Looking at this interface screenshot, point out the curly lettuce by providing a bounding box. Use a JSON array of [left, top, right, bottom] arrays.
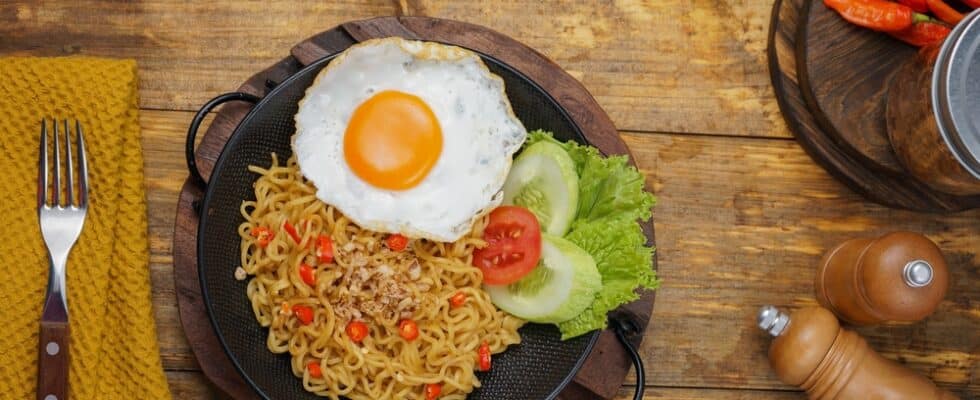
[[524, 130, 659, 339]]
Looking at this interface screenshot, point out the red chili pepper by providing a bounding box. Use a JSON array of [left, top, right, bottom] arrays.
[[346, 320, 369, 342], [962, 0, 980, 9], [385, 234, 409, 251], [424, 383, 441, 400], [398, 319, 420, 341], [477, 341, 491, 371], [292, 305, 314, 325], [315, 235, 334, 264], [307, 361, 322, 378], [299, 263, 316, 286], [449, 292, 467, 308], [927, 0, 964, 25], [824, 0, 915, 31], [889, 19, 952, 46], [283, 220, 302, 244], [897, 0, 930, 13], [250, 226, 275, 248]]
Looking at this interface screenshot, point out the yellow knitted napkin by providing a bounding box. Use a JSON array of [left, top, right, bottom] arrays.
[[0, 57, 170, 399]]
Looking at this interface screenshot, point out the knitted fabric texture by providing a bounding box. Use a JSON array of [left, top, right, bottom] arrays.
[[0, 57, 171, 399]]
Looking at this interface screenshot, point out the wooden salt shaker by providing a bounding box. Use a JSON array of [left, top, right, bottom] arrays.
[[758, 306, 959, 400], [815, 231, 949, 325]]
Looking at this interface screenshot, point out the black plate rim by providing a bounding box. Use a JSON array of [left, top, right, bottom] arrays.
[[198, 45, 601, 400]]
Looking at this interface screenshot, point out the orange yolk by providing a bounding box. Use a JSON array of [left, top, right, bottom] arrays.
[[343, 90, 443, 190]]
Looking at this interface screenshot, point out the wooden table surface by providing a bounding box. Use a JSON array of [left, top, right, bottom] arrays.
[[3, 1, 978, 398]]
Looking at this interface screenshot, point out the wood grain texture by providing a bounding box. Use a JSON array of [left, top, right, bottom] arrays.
[[0, 0, 783, 138], [2, 1, 976, 398], [797, 0, 913, 174], [768, 0, 980, 212], [36, 320, 69, 400], [141, 110, 980, 398]]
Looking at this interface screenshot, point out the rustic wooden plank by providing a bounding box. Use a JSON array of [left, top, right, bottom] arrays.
[[619, 132, 979, 397], [141, 110, 978, 398], [166, 371, 220, 398], [0, 0, 783, 138], [615, 386, 802, 399]]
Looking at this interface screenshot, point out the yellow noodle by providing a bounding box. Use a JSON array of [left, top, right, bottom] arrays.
[[238, 154, 523, 400]]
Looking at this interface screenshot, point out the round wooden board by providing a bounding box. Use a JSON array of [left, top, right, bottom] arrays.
[[770, 0, 980, 212], [173, 16, 657, 400]]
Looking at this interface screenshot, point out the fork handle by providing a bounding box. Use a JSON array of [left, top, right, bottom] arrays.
[[37, 299, 69, 400]]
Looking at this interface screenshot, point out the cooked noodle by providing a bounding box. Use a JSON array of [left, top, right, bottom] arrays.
[[238, 154, 523, 400]]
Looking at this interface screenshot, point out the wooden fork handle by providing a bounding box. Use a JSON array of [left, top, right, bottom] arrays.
[[37, 317, 69, 400]]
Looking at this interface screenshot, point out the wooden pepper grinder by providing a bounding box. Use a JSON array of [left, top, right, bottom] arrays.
[[815, 231, 949, 325], [758, 306, 959, 400]]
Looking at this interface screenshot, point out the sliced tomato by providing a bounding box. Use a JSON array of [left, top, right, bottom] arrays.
[[472, 206, 542, 285]]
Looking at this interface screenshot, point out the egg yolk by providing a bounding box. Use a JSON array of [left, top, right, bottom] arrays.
[[343, 90, 443, 190]]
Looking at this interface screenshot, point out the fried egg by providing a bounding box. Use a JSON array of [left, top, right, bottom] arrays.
[[293, 38, 527, 242]]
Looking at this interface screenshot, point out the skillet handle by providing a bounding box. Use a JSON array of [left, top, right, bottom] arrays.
[[611, 316, 645, 400], [186, 92, 261, 187]]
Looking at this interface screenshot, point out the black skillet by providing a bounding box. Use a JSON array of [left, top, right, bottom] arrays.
[[185, 48, 644, 400]]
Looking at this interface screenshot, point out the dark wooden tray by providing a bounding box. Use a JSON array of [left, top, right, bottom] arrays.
[[173, 16, 657, 400], [770, 0, 980, 212]]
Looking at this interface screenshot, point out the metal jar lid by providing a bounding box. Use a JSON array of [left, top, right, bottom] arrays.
[[933, 9, 980, 180]]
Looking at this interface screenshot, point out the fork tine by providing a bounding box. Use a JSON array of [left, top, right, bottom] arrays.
[[76, 120, 89, 207], [52, 119, 61, 207], [37, 119, 48, 208], [63, 120, 74, 207]]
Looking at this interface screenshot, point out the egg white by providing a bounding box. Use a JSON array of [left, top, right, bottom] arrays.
[[293, 38, 527, 242]]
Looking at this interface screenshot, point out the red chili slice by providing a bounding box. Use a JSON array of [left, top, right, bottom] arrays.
[[478, 341, 491, 372], [385, 234, 409, 251], [299, 263, 316, 286], [307, 361, 322, 378], [251, 226, 275, 248], [315, 234, 334, 264], [292, 305, 314, 325], [283, 220, 303, 244], [346, 320, 369, 342]]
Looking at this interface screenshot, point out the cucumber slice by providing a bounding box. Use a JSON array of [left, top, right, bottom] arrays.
[[485, 234, 601, 324], [503, 141, 579, 236]]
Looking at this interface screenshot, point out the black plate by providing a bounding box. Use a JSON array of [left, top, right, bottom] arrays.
[[197, 49, 600, 400]]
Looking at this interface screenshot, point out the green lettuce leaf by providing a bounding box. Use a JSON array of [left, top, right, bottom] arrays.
[[559, 217, 658, 339], [525, 130, 659, 339], [525, 130, 655, 225]]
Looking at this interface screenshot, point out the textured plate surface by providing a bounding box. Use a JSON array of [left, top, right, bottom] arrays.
[[198, 50, 599, 400]]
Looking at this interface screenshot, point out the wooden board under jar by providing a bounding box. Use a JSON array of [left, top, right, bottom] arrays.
[[781, 0, 980, 212]]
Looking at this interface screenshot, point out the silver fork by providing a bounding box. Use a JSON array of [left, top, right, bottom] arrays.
[[36, 119, 89, 400]]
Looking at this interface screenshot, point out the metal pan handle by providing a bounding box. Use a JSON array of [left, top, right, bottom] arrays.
[[185, 92, 261, 187], [611, 316, 646, 400]]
